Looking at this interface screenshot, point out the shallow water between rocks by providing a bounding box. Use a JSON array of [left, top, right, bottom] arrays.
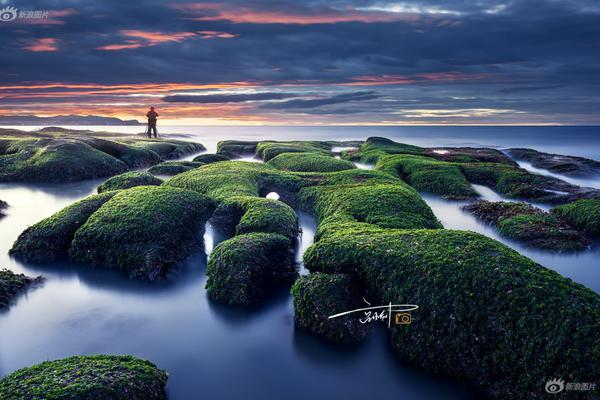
[[1, 125, 599, 399]]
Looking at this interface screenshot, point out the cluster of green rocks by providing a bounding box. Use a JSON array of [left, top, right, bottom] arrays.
[[7, 136, 600, 399], [343, 137, 600, 203], [293, 138, 599, 399], [0, 127, 204, 183], [463, 199, 600, 251]]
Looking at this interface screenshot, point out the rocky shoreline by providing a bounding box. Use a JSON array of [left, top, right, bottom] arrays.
[[2, 132, 600, 399]]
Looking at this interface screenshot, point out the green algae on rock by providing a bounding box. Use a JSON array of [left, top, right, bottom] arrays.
[[10, 191, 119, 263], [0, 269, 44, 309], [148, 161, 204, 176], [303, 228, 600, 400], [297, 169, 442, 240], [97, 172, 163, 193], [267, 152, 355, 172], [206, 232, 297, 306], [211, 196, 299, 239], [552, 199, 600, 236], [79, 137, 162, 168], [192, 153, 231, 164], [291, 273, 368, 344], [70, 186, 214, 280], [0, 355, 168, 400], [216, 140, 258, 158], [126, 138, 205, 160], [0, 138, 128, 183], [376, 154, 478, 199], [256, 141, 331, 161], [463, 201, 590, 251], [165, 161, 303, 202], [0, 128, 205, 183]]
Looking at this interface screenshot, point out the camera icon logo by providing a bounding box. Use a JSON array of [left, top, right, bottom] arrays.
[[395, 312, 412, 325]]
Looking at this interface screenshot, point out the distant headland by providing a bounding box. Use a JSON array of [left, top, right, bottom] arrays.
[[0, 115, 142, 126]]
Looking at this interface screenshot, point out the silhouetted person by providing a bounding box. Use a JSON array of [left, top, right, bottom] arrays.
[[146, 106, 159, 138]]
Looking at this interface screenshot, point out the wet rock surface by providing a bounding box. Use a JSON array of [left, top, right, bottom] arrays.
[[0, 269, 44, 309], [0, 127, 204, 183], [507, 147, 600, 177], [463, 200, 590, 251]]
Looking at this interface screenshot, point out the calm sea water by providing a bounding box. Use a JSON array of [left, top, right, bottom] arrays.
[[1, 125, 599, 399]]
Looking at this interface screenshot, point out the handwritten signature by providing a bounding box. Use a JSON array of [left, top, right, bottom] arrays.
[[328, 298, 419, 328]]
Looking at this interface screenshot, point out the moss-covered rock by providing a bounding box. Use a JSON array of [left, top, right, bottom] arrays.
[[267, 152, 355, 172], [507, 148, 600, 177], [459, 162, 600, 203], [70, 186, 214, 280], [0, 269, 43, 309], [463, 201, 589, 251], [425, 147, 516, 165], [341, 136, 425, 164], [127, 139, 205, 160], [298, 170, 441, 240], [206, 233, 297, 306], [497, 213, 590, 251], [552, 199, 600, 236], [97, 172, 163, 193], [0, 135, 206, 183], [192, 153, 230, 164], [256, 141, 330, 161], [216, 140, 257, 158], [377, 154, 478, 199], [0, 355, 167, 400], [10, 192, 119, 262], [80, 137, 161, 168], [462, 200, 542, 223], [211, 196, 298, 239], [291, 273, 368, 344], [304, 229, 600, 400], [165, 161, 303, 202], [148, 161, 204, 176], [0, 138, 128, 183]]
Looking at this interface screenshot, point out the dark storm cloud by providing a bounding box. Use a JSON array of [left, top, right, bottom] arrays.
[[0, 0, 599, 123], [163, 92, 297, 103], [261, 91, 379, 109]]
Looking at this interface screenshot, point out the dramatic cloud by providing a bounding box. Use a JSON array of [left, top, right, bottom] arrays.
[[261, 91, 380, 109], [0, 0, 599, 124], [163, 92, 297, 103]]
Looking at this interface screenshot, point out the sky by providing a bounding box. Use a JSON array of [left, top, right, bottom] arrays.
[[0, 0, 599, 125]]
